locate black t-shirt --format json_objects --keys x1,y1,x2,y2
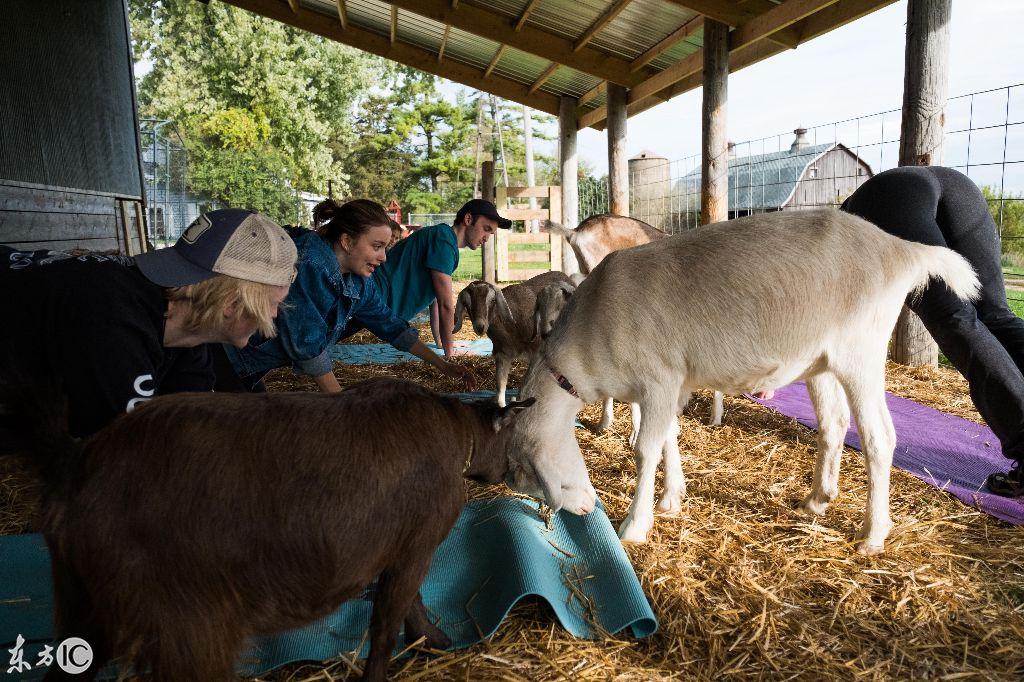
[{"x1": 0, "y1": 252, "x2": 214, "y2": 437}]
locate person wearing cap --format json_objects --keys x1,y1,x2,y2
[
  {"x1": 360, "y1": 198, "x2": 510, "y2": 357},
  {"x1": 217, "y1": 198, "x2": 476, "y2": 393},
  {"x1": 0, "y1": 209, "x2": 296, "y2": 443}
]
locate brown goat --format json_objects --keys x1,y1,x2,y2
[
  {"x1": 541, "y1": 214, "x2": 666, "y2": 275},
  {"x1": 22, "y1": 379, "x2": 533, "y2": 682}
]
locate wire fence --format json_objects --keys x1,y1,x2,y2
[{"x1": 585, "y1": 82, "x2": 1024, "y2": 309}]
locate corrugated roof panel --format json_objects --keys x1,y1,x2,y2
[
  {"x1": 540, "y1": 67, "x2": 602, "y2": 99},
  {"x1": 649, "y1": 28, "x2": 703, "y2": 71},
  {"x1": 443, "y1": 27, "x2": 503, "y2": 72},
  {"x1": 490, "y1": 46, "x2": 551, "y2": 85},
  {"x1": 588, "y1": 0, "x2": 698, "y2": 61},
  {"x1": 395, "y1": 9, "x2": 446, "y2": 52},
  {"x1": 344, "y1": 0, "x2": 393, "y2": 37},
  {"x1": 529, "y1": 0, "x2": 609, "y2": 43},
  {"x1": 463, "y1": 0, "x2": 525, "y2": 21}
]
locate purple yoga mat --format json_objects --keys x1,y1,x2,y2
[{"x1": 750, "y1": 383, "x2": 1024, "y2": 525}]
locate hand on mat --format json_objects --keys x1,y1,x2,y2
[
  {"x1": 444, "y1": 363, "x2": 477, "y2": 391},
  {"x1": 753, "y1": 390, "x2": 775, "y2": 400}
]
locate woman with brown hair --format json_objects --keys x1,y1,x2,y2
[{"x1": 217, "y1": 198, "x2": 475, "y2": 392}]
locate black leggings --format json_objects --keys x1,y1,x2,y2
[{"x1": 841, "y1": 166, "x2": 1024, "y2": 461}]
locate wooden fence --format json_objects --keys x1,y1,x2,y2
[{"x1": 493, "y1": 185, "x2": 562, "y2": 281}]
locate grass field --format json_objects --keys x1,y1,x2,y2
[{"x1": 452, "y1": 244, "x2": 551, "y2": 281}]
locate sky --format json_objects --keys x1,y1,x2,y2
[{"x1": 442, "y1": 0, "x2": 1022, "y2": 184}]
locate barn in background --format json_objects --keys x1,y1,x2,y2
[{"x1": 0, "y1": 0, "x2": 147, "y2": 254}]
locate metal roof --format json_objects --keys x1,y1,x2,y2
[
  {"x1": 678, "y1": 143, "x2": 872, "y2": 210},
  {"x1": 224, "y1": 0, "x2": 899, "y2": 129}
]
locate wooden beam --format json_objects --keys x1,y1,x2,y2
[
  {"x1": 578, "y1": 81, "x2": 606, "y2": 109},
  {"x1": 529, "y1": 62, "x2": 560, "y2": 94},
  {"x1": 559, "y1": 96, "x2": 580, "y2": 273},
  {"x1": 335, "y1": 0, "x2": 347, "y2": 29},
  {"x1": 606, "y1": 83, "x2": 628, "y2": 216},
  {"x1": 574, "y1": 0, "x2": 632, "y2": 52},
  {"x1": 891, "y1": 0, "x2": 951, "y2": 367},
  {"x1": 515, "y1": 0, "x2": 542, "y2": 31},
  {"x1": 484, "y1": 44, "x2": 507, "y2": 78},
  {"x1": 437, "y1": 24, "x2": 450, "y2": 63},
  {"x1": 287, "y1": 0, "x2": 299, "y2": 13},
  {"x1": 390, "y1": 5, "x2": 397, "y2": 45},
  {"x1": 386, "y1": 0, "x2": 649, "y2": 87},
  {"x1": 730, "y1": 0, "x2": 841, "y2": 52},
  {"x1": 481, "y1": 159, "x2": 495, "y2": 283},
  {"x1": 664, "y1": 0, "x2": 754, "y2": 27},
  {"x1": 631, "y1": 15, "x2": 703, "y2": 72},
  {"x1": 701, "y1": 19, "x2": 729, "y2": 226},
  {"x1": 221, "y1": 0, "x2": 562, "y2": 115},
  {"x1": 580, "y1": 0, "x2": 895, "y2": 128}
]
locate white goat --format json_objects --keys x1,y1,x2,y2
[
  {"x1": 543, "y1": 215, "x2": 725, "y2": 430},
  {"x1": 504, "y1": 209, "x2": 980, "y2": 555},
  {"x1": 454, "y1": 272, "x2": 575, "y2": 407}
]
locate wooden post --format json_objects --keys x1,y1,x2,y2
[
  {"x1": 701, "y1": 19, "x2": 729, "y2": 227},
  {"x1": 892, "y1": 0, "x2": 951, "y2": 367},
  {"x1": 606, "y1": 83, "x2": 629, "y2": 217},
  {"x1": 559, "y1": 95, "x2": 580, "y2": 274},
  {"x1": 118, "y1": 200, "x2": 134, "y2": 256},
  {"x1": 481, "y1": 160, "x2": 496, "y2": 284}
]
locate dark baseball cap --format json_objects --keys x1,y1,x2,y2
[
  {"x1": 134, "y1": 209, "x2": 297, "y2": 288},
  {"x1": 455, "y1": 199, "x2": 512, "y2": 229}
]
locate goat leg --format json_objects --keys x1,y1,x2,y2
[
  {"x1": 403, "y1": 592, "x2": 451, "y2": 651},
  {"x1": 362, "y1": 560, "x2": 434, "y2": 682}
]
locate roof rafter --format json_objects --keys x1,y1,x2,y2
[
  {"x1": 630, "y1": 15, "x2": 703, "y2": 72},
  {"x1": 390, "y1": 5, "x2": 397, "y2": 45},
  {"x1": 385, "y1": 0, "x2": 651, "y2": 87},
  {"x1": 221, "y1": 0, "x2": 562, "y2": 115},
  {"x1": 484, "y1": 44, "x2": 507, "y2": 78},
  {"x1": 574, "y1": 0, "x2": 633, "y2": 52},
  {"x1": 583, "y1": 0, "x2": 896, "y2": 128},
  {"x1": 287, "y1": 0, "x2": 299, "y2": 12},
  {"x1": 515, "y1": 0, "x2": 543, "y2": 31},
  {"x1": 529, "y1": 62, "x2": 560, "y2": 94},
  {"x1": 334, "y1": 0, "x2": 347, "y2": 29},
  {"x1": 437, "y1": 24, "x2": 450, "y2": 63},
  {"x1": 581, "y1": 0, "x2": 864, "y2": 128}
]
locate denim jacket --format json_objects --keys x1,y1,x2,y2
[{"x1": 226, "y1": 230, "x2": 418, "y2": 378}]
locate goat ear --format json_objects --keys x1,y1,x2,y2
[
  {"x1": 452, "y1": 288, "x2": 471, "y2": 333},
  {"x1": 531, "y1": 309, "x2": 541, "y2": 343},
  {"x1": 535, "y1": 461, "x2": 564, "y2": 514},
  {"x1": 492, "y1": 397, "x2": 537, "y2": 432},
  {"x1": 559, "y1": 281, "x2": 575, "y2": 299},
  {"x1": 491, "y1": 285, "x2": 516, "y2": 326}
]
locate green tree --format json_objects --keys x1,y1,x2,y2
[
  {"x1": 982, "y1": 185, "x2": 1024, "y2": 267},
  {"x1": 129, "y1": 0, "x2": 389, "y2": 221}
]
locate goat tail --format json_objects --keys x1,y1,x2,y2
[
  {"x1": 0, "y1": 372, "x2": 80, "y2": 489},
  {"x1": 906, "y1": 242, "x2": 982, "y2": 304},
  {"x1": 539, "y1": 220, "x2": 577, "y2": 244}
]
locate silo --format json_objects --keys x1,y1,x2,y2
[{"x1": 628, "y1": 150, "x2": 670, "y2": 229}]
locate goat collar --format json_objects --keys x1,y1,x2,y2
[{"x1": 549, "y1": 367, "x2": 580, "y2": 398}]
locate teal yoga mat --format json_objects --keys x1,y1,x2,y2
[
  {"x1": 330, "y1": 338, "x2": 493, "y2": 365},
  {"x1": 0, "y1": 499, "x2": 655, "y2": 679}
]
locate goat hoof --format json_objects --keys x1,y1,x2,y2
[
  {"x1": 797, "y1": 494, "x2": 830, "y2": 516},
  {"x1": 855, "y1": 539, "x2": 885, "y2": 556},
  {"x1": 424, "y1": 630, "x2": 452, "y2": 651},
  {"x1": 656, "y1": 495, "x2": 682, "y2": 515},
  {"x1": 617, "y1": 515, "x2": 652, "y2": 544}
]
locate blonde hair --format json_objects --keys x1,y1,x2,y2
[{"x1": 166, "y1": 275, "x2": 281, "y2": 339}]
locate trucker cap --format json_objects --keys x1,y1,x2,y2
[
  {"x1": 134, "y1": 209, "x2": 297, "y2": 288},
  {"x1": 455, "y1": 199, "x2": 513, "y2": 229}
]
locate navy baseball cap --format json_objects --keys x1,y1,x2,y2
[
  {"x1": 456, "y1": 199, "x2": 512, "y2": 229},
  {"x1": 135, "y1": 209, "x2": 297, "y2": 288}
]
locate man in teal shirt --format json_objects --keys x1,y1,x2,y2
[{"x1": 367, "y1": 199, "x2": 511, "y2": 356}]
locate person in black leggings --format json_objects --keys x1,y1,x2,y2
[{"x1": 840, "y1": 166, "x2": 1024, "y2": 497}]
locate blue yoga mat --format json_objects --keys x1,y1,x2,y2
[
  {"x1": 0, "y1": 499, "x2": 655, "y2": 679},
  {"x1": 330, "y1": 338, "x2": 493, "y2": 365}
]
